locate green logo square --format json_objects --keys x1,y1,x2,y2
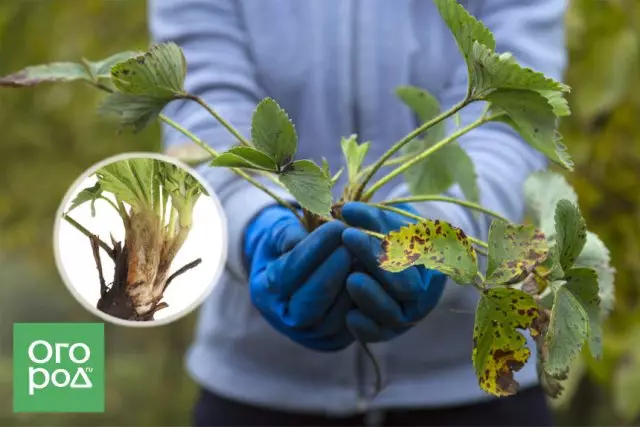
[{"x1": 13, "y1": 323, "x2": 105, "y2": 413}]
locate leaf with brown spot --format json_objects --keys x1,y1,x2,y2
[
  {"x1": 554, "y1": 199, "x2": 587, "y2": 273},
  {"x1": 485, "y1": 220, "x2": 549, "y2": 285},
  {"x1": 473, "y1": 288, "x2": 539, "y2": 396},
  {"x1": 379, "y1": 219, "x2": 478, "y2": 284}
]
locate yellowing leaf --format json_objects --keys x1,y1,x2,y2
[
  {"x1": 379, "y1": 219, "x2": 478, "y2": 284},
  {"x1": 486, "y1": 221, "x2": 549, "y2": 285},
  {"x1": 473, "y1": 288, "x2": 540, "y2": 396}
]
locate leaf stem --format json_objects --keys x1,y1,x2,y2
[
  {"x1": 355, "y1": 99, "x2": 470, "y2": 199},
  {"x1": 381, "y1": 196, "x2": 508, "y2": 222},
  {"x1": 63, "y1": 214, "x2": 115, "y2": 260},
  {"x1": 184, "y1": 94, "x2": 251, "y2": 146},
  {"x1": 362, "y1": 114, "x2": 493, "y2": 200},
  {"x1": 158, "y1": 115, "x2": 302, "y2": 222}
]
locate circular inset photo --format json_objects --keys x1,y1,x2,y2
[{"x1": 53, "y1": 152, "x2": 227, "y2": 327}]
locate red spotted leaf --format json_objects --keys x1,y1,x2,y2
[{"x1": 379, "y1": 219, "x2": 478, "y2": 284}]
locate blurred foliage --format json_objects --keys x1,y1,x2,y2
[{"x1": 0, "y1": 0, "x2": 639, "y2": 425}]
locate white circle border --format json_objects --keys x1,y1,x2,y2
[{"x1": 53, "y1": 151, "x2": 228, "y2": 328}]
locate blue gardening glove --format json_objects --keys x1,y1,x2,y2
[
  {"x1": 244, "y1": 205, "x2": 355, "y2": 352},
  {"x1": 341, "y1": 202, "x2": 448, "y2": 343}
]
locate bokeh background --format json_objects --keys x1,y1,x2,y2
[{"x1": 1, "y1": 0, "x2": 639, "y2": 425}]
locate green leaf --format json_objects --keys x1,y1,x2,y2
[
  {"x1": 98, "y1": 93, "x2": 166, "y2": 133},
  {"x1": 434, "y1": 0, "x2": 496, "y2": 80},
  {"x1": 563, "y1": 268, "x2": 603, "y2": 359},
  {"x1": 84, "y1": 51, "x2": 140, "y2": 79},
  {"x1": 470, "y1": 42, "x2": 569, "y2": 95},
  {"x1": 66, "y1": 182, "x2": 103, "y2": 217},
  {"x1": 279, "y1": 160, "x2": 331, "y2": 216},
  {"x1": 472, "y1": 287, "x2": 540, "y2": 396},
  {"x1": 524, "y1": 171, "x2": 579, "y2": 237},
  {"x1": 396, "y1": 85, "x2": 479, "y2": 203},
  {"x1": 0, "y1": 62, "x2": 91, "y2": 87},
  {"x1": 111, "y1": 42, "x2": 186, "y2": 98},
  {"x1": 543, "y1": 285, "x2": 590, "y2": 377},
  {"x1": 574, "y1": 231, "x2": 616, "y2": 316},
  {"x1": 340, "y1": 134, "x2": 370, "y2": 183},
  {"x1": 210, "y1": 146, "x2": 278, "y2": 171},
  {"x1": 396, "y1": 86, "x2": 442, "y2": 124},
  {"x1": 379, "y1": 219, "x2": 478, "y2": 284},
  {"x1": 95, "y1": 158, "x2": 158, "y2": 210},
  {"x1": 486, "y1": 220, "x2": 549, "y2": 285},
  {"x1": 554, "y1": 199, "x2": 587, "y2": 273},
  {"x1": 487, "y1": 89, "x2": 573, "y2": 170},
  {"x1": 251, "y1": 98, "x2": 298, "y2": 167}
]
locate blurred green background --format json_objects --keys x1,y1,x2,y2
[{"x1": 0, "y1": 0, "x2": 639, "y2": 425}]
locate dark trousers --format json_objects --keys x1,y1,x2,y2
[{"x1": 193, "y1": 385, "x2": 554, "y2": 427}]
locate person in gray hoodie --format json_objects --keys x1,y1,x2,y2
[{"x1": 148, "y1": 0, "x2": 567, "y2": 425}]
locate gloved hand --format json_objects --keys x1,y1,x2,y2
[
  {"x1": 341, "y1": 202, "x2": 448, "y2": 343},
  {"x1": 244, "y1": 204, "x2": 355, "y2": 352}
]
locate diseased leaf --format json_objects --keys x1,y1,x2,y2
[
  {"x1": 210, "y1": 146, "x2": 278, "y2": 171},
  {"x1": 67, "y1": 182, "x2": 103, "y2": 217},
  {"x1": 486, "y1": 221, "x2": 549, "y2": 285},
  {"x1": 98, "y1": 93, "x2": 166, "y2": 133},
  {"x1": 379, "y1": 219, "x2": 478, "y2": 284},
  {"x1": 340, "y1": 134, "x2": 370, "y2": 183},
  {"x1": 0, "y1": 62, "x2": 91, "y2": 87},
  {"x1": 574, "y1": 231, "x2": 616, "y2": 315},
  {"x1": 251, "y1": 98, "x2": 298, "y2": 167},
  {"x1": 524, "y1": 171, "x2": 578, "y2": 237},
  {"x1": 279, "y1": 160, "x2": 331, "y2": 216},
  {"x1": 84, "y1": 51, "x2": 140, "y2": 79},
  {"x1": 543, "y1": 285, "x2": 589, "y2": 377},
  {"x1": 554, "y1": 199, "x2": 587, "y2": 272},
  {"x1": 564, "y1": 268, "x2": 603, "y2": 358},
  {"x1": 111, "y1": 42, "x2": 186, "y2": 98},
  {"x1": 396, "y1": 86, "x2": 442, "y2": 124},
  {"x1": 472, "y1": 288, "x2": 539, "y2": 396},
  {"x1": 487, "y1": 89, "x2": 573, "y2": 170}
]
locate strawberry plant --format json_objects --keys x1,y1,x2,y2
[
  {"x1": 1, "y1": 0, "x2": 615, "y2": 398},
  {"x1": 61, "y1": 158, "x2": 208, "y2": 321}
]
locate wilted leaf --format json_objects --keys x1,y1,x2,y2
[
  {"x1": 0, "y1": 62, "x2": 91, "y2": 87},
  {"x1": 574, "y1": 232, "x2": 616, "y2": 315},
  {"x1": 341, "y1": 134, "x2": 370, "y2": 183},
  {"x1": 486, "y1": 221, "x2": 549, "y2": 285},
  {"x1": 251, "y1": 98, "x2": 298, "y2": 167},
  {"x1": 111, "y1": 42, "x2": 186, "y2": 98},
  {"x1": 279, "y1": 160, "x2": 331, "y2": 216},
  {"x1": 66, "y1": 182, "x2": 103, "y2": 217},
  {"x1": 210, "y1": 146, "x2": 278, "y2": 171},
  {"x1": 98, "y1": 93, "x2": 166, "y2": 133},
  {"x1": 379, "y1": 219, "x2": 478, "y2": 284},
  {"x1": 524, "y1": 171, "x2": 578, "y2": 237},
  {"x1": 554, "y1": 199, "x2": 587, "y2": 273},
  {"x1": 473, "y1": 287, "x2": 539, "y2": 396},
  {"x1": 487, "y1": 89, "x2": 573, "y2": 170}
]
